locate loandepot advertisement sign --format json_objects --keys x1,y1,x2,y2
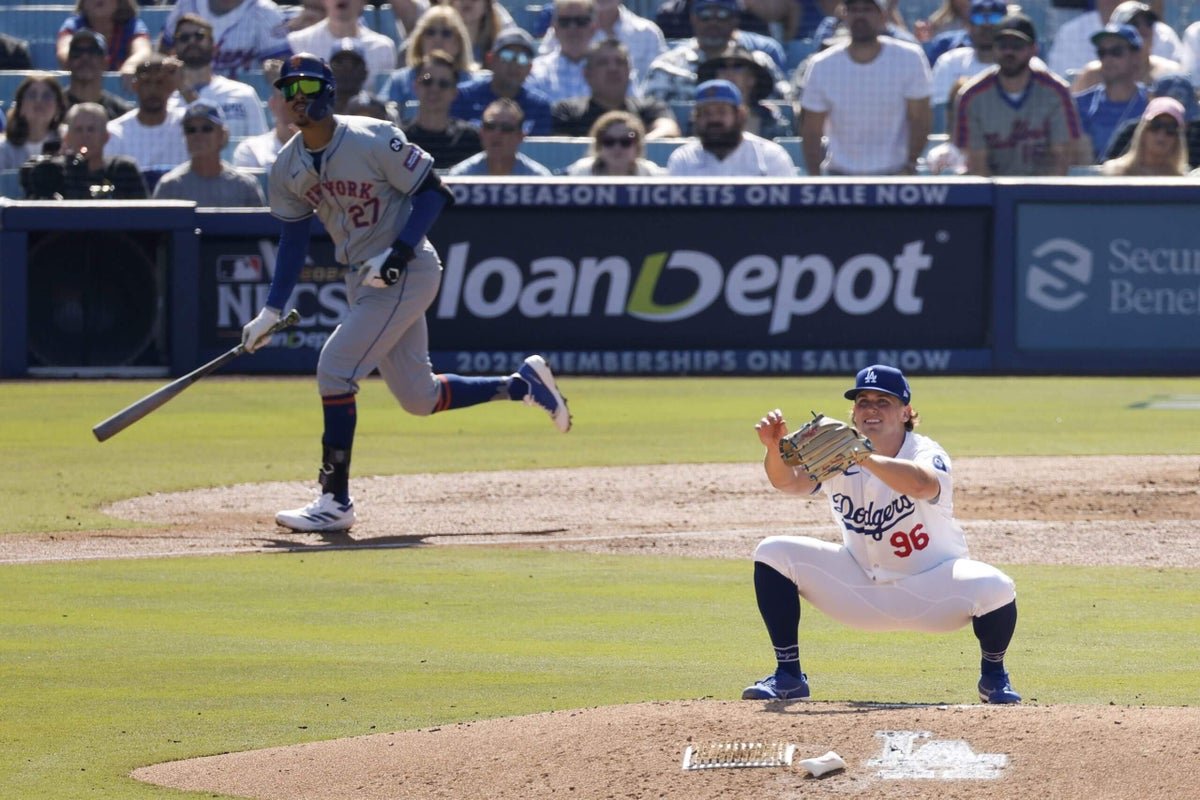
[
  {"x1": 1016, "y1": 204, "x2": 1200, "y2": 350},
  {"x1": 427, "y1": 206, "x2": 990, "y2": 351}
]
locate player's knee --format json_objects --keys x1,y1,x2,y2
[
  {"x1": 977, "y1": 569, "x2": 1016, "y2": 614},
  {"x1": 753, "y1": 536, "x2": 793, "y2": 572},
  {"x1": 401, "y1": 396, "x2": 435, "y2": 416}
]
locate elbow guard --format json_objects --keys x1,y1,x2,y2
[{"x1": 416, "y1": 170, "x2": 455, "y2": 206}]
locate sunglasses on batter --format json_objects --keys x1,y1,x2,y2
[
  {"x1": 280, "y1": 78, "x2": 326, "y2": 99},
  {"x1": 482, "y1": 119, "x2": 519, "y2": 132},
  {"x1": 277, "y1": 77, "x2": 324, "y2": 98}
]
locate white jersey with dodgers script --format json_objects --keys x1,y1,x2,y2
[
  {"x1": 820, "y1": 431, "x2": 968, "y2": 583},
  {"x1": 268, "y1": 115, "x2": 434, "y2": 266}
]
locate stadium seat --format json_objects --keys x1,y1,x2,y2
[
  {"x1": 784, "y1": 38, "x2": 815, "y2": 73},
  {"x1": 0, "y1": 70, "x2": 66, "y2": 102},
  {"x1": 644, "y1": 138, "x2": 685, "y2": 167},
  {"x1": 3, "y1": 5, "x2": 72, "y2": 43},
  {"x1": 0, "y1": 168, "x2": 23, "y2": 199},
  {"x1": 519, "y1": 136, "x2": 589, "y2": 173}
]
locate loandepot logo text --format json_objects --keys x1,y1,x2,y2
[{"x1": 436, "y1": 241, "x2": 934, "y2": 334}]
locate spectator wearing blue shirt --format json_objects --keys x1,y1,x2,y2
[
  {"x1": 1074, "y1": 23, "x2": 1148, "y2": 162},
  {"x1": 451, "y1": 28, "x2": 555, "y2": 134},
  {"x1": 448, "y1": 98, "x2": 553, "y2": 175}
]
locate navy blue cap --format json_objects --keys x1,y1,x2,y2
[
  {"x1": 844, "y1": 365, "x2": 912, "y2": 405},
  {"x1": 1091, "y1": 22, "x2": 1143, "y2": 50}
]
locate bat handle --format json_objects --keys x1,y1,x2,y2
[{"x1": 242, "y1": 308, "x2": 302, "y2": 354}]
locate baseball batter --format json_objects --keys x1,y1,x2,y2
[
  {"x1": 241, "y1": 54, "x2": 571, "y2": 534},
  {"x1": 743, "y1": 365, "x2": 1021, "y2": 704}
]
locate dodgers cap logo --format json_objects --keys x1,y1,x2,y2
[{"x1": 844, "y1": 364, "x2": 912, "y2": 405}]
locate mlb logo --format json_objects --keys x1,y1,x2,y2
[{"x1": 218, "y1": 255, "x2": 264, "y2": 282}]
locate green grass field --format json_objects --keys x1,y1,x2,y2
[{"x1": 1, "y1": 376, "x2": 1197, "y2": 799}]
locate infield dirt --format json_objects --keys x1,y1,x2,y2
[{"x1": 5, "y1": 456, "x2": 1198, "y2": 799}]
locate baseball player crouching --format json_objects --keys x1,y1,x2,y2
[
  {"x1": 242, "y1": 54, "x2": 571, "y2": 534},
  {"x1": 744, "y1": 365, "x2": 1021, "y2": 704}
]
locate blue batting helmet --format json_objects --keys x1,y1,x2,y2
[{"x1": 275, "y1": 53, "x2": 336, "y2": 120}]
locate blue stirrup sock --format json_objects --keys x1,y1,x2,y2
[
  {"x1": 973, "y1": 600, "x2": 1017, "y2": 676},
  {"x1": 754, "y1": 560, "x2": 804, "y2": 678},
  {"x1": 432, "y1": 374, "x2": 510, "y2": 412}
]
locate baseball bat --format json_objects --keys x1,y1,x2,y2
[{"x1": 92, "y1": 309, "x2": 301, "y2": 443}]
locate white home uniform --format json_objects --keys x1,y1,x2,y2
[
  {"x1": 269, "y1": 114, "x2": 442, "y2": 404},
  {"x1": 754, "y1": 431, "x2": 1015, "y2": 633}
]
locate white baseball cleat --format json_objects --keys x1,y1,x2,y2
[
  {"x1": 275, "y1": 493, "x2": 356, "y2": 532},
  {"x1": 516, "y1": 354, "x2": 571, "y2": 433}
]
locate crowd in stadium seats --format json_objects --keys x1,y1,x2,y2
[{"x1": 2, "y1": 0, "x2": 1200, "y2": 200}]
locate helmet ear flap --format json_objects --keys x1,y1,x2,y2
[{"x1": 304, "y1": 83, "x2": 335, "y2": 120}]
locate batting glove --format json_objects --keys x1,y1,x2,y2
[
  {"x1": 361, "y1": 243, "x2": 416, "y2": 289},
  {"x1": 241, "y1": 307, "x2": 281, "y2": 353}
]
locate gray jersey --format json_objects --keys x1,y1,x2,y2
[{"x1": 269, "y1": 115, "x2": 434, "y2": 265}]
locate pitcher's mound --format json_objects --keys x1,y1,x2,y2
[{"x1": 133, "y1": 700, "x2": 1199, "y2": 800}]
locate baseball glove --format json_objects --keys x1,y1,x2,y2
[{"x1": 778, "y1": 412, "x2": 874, "y2": 483}]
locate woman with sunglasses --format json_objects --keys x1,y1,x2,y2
[
  {"x1": 383, "y1": 6, "x2": 477, "y2": 114},
  {"x1": 566, "y1": 111, "x2": 665, "y2": 175},
  {"x1": 402, "y1": 50, "x2": 483, "y2": 169},
  {"x1": 55, "y1": 0, "x2": 152, "y2": 73},
  {"x1": 0, "y1": 75, "x2": 69, "y2": 170},
  {"x1": 1100, "y1": 96, "x2": 1190, "y2": 176}
]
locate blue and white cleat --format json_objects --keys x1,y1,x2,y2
[
  {"x1": 742, "y1": 669, "x2": 811, "y2": 700},
  {"x1": 517, "y1": 354, "x2": 571, "y2": 433},
  {"x1": 978, "y1": 671, "x2": 1022, "y2": 704},
  {"x1": 276, "y1": 493, "x2": 356, "y2": 533}
]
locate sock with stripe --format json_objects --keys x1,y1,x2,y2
[
  {"x1": 973, "y1": 600, "x2": 1017, "y2": 676},
  {"x1": 432, "y1": 375, "x2": 510, "y2": 412},
  {"x1": 320, "y1": 392, "x2": 356, "y2": 504},
  {"x1": 753, "y1": 560, "x2": 804, "y2": 679}
]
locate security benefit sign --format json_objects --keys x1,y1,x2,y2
[
  {"x1": 1016, "y1": 204, "x2": 1200, "y2": 350},
  {"x1": 426, "y1": 206, "x2": 990, "y2": 370}
]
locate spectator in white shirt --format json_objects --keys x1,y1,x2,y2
[
  {"x1": 167, "y1": 14, "x2": 268, "y2": 139},
  {"x1": 106, "y1": 55, "x2": 189, "y2": 172},
  {"x1": 1048, "y1": 0, "x2": 1182, "y2": 81},
  {"x1": 530, "y1": 0, "x2": 600, "y2": 103},
  {"x1": 667, "y1": 79, "x2": 796, "y2": 176},
  {"x1": 287, "y1": 0, "x2": 397, "y2": 90},
  {"x1": 232, "y1": 58, "x2": 293, "y2": 168},
  {"x1": 540, "y1": 0, "x2": 668, "y2": 82},
  {"x1": 800, "y1": 0, "x2": 931, "y2": 175},
  {"x1": 159, "y1": 0, "x2": 291, "y2": 79}
]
